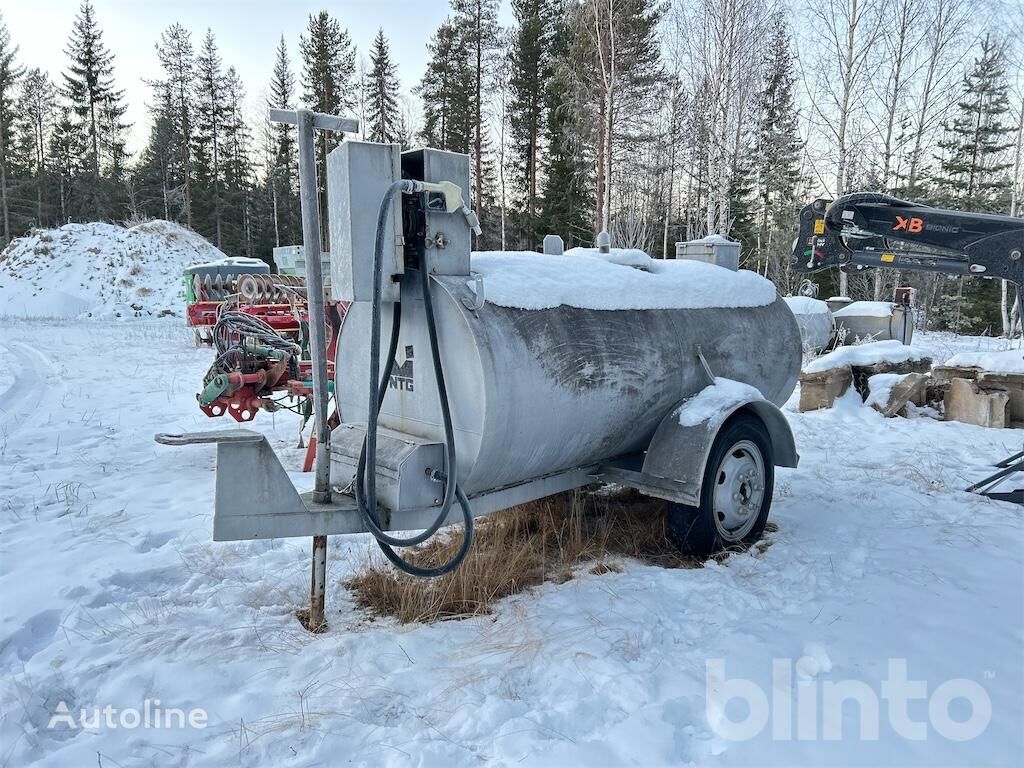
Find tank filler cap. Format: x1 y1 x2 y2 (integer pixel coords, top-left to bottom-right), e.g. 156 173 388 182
596 231 611 254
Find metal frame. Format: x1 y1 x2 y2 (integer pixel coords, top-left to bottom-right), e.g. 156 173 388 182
965 450 1024 505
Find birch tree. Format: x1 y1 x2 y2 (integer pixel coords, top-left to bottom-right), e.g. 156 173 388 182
806 0 883 295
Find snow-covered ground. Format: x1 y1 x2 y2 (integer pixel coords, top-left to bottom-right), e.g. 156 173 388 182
1 321 1022 767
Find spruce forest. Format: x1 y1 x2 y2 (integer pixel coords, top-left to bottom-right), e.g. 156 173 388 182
0 0 1022 333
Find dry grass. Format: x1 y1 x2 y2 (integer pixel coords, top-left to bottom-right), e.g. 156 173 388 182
346 488 772 624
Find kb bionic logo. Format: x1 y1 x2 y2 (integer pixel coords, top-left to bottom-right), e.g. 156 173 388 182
706 657 992 742
389 345 414 392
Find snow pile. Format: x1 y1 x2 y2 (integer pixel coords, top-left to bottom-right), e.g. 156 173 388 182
805 340 926 373
783 295 831 315
677 377 765 426
563 246 654 269
945 348 1024 374
468 250 778 311
0 220 229 318
833 300 898 318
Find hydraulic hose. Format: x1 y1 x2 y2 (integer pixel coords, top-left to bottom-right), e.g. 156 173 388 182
354 180 474 577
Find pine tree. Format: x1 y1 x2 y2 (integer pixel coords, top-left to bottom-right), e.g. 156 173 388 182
539 9 591 247
752 13 802 281
149 23 195 226
17 68 57 228
221 66 255 257
193 29 228 246
508 0 554 238
133 97 180 222
47 107 81 223
366 29 400 143
0 13 23 244
267 35 299 248
566 0 664 233
418 19 473 153
451 0 500 222
299 10 356 245
62 0 127 219
932 35 1015 335
936 35 1015 213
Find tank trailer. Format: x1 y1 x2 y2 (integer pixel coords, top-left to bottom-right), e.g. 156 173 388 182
158 110 801 624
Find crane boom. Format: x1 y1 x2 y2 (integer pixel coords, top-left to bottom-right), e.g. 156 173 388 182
791 193 1024 287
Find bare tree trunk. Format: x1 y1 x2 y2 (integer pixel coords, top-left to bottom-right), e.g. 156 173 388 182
473 0 484 241
0 116 8 246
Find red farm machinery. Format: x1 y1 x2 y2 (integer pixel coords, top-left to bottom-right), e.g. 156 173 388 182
184 256 347 436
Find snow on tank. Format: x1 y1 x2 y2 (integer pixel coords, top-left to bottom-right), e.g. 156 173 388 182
783 295 834 353
467 249 777 311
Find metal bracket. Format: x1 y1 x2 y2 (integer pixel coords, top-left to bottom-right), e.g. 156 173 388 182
462 272 485 311
695 345 716 385
154 430 364 540
155 429 263 446
269 108 359 134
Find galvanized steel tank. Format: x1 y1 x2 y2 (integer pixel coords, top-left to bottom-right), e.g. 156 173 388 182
334 264 802 496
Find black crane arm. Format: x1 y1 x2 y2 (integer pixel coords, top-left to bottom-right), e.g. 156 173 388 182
791 193 1024 287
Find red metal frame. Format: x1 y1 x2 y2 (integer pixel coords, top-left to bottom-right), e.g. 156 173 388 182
187 301 302 332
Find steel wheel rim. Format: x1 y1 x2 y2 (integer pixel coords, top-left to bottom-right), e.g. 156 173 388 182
712 439 765 541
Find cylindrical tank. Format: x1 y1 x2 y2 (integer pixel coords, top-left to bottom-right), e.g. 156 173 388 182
833 300 913 346
783 296 835 353
335 270 801 496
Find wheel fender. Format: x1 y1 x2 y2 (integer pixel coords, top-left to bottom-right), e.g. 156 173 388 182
641 383 799 504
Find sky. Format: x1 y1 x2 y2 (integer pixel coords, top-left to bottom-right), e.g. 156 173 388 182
4 0 515 155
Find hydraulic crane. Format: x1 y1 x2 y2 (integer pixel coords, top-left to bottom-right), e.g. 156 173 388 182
791 192 1024 287
792 192 1024 503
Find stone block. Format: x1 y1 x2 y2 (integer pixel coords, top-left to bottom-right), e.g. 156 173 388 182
869 372 928 417
799 367 853 412
944 377 1010 429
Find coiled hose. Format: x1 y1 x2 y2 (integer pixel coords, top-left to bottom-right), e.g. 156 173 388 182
354 180 474 577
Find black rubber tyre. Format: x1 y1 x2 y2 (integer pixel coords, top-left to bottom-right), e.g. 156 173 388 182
667 413 775 557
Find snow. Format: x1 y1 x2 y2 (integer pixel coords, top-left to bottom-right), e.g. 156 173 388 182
468 250 778 310
783 296 831 315
563 246 654 269
677 377 765 426
864 372 904 408
945 348 1024 374
833 300 898 318
804 340 927 374
1 323 1022 767
0 220 229 319
694 233 733 244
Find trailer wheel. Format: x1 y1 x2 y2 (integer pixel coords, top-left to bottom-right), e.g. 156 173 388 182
667 413 774 557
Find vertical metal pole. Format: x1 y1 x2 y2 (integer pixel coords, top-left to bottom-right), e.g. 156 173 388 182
309 535 327 631
295 109 332 504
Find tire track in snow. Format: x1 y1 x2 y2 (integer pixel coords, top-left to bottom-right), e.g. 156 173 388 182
0 340 56 442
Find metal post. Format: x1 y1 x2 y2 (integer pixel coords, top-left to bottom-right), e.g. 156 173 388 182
309 535 327 631
294 109 332 504
270 108 358 633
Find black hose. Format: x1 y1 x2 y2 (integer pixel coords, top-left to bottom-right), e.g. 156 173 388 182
354 181 474 577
